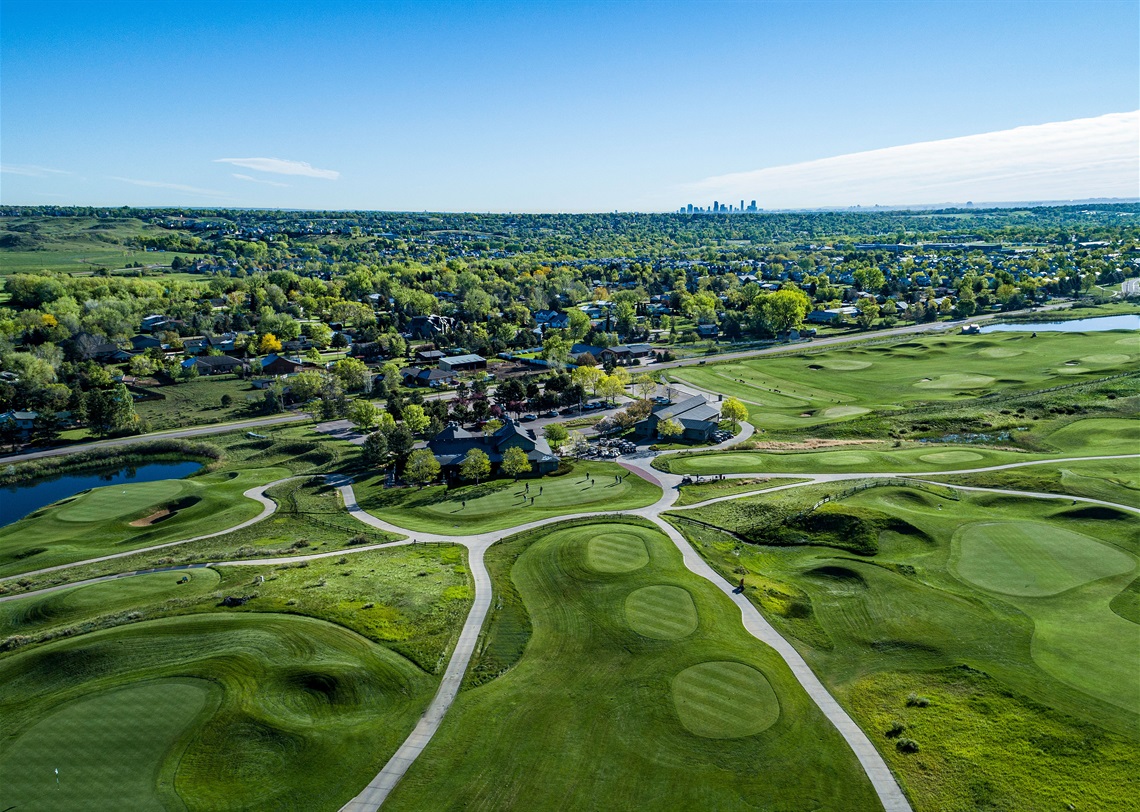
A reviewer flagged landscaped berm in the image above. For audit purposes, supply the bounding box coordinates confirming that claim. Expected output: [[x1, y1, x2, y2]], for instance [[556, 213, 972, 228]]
[[384, 519, 882, 810]]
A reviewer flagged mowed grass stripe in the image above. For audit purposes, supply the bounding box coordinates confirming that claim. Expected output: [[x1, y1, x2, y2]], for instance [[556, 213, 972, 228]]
[[672, 661, 780, 739], [625, 586, 698, 639], [587, 533, 649, 573]]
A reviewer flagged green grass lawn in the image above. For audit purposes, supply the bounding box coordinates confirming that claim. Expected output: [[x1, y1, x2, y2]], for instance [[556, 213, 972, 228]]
[[0, 541, 473, 810], [0, 467, 289, 578], [355, 460, 661, 535], [0, 613, 435, 812], [669, 485, 1140, 811], [384, 519, 882, 811], [136, 377, 266, 431], [670, 330, 1139, 430], [674, 476, 812, 506], [658, 417, 1138, 476]]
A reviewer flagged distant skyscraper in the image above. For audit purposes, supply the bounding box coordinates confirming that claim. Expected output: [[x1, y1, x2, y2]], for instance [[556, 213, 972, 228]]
[[713, 201, 719, 212], [740, 200, 744, 212]]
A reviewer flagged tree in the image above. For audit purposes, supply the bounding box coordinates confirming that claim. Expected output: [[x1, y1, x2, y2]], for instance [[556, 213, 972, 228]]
[[571, 364, 604, 395], [460, 447, 491, 484], [542, 333, 570, 369], [402, 403, 430, 434], [633, 373, 656, 401], [333, 357, 369, 391], [543, 422, 568, 449], [657, 418, 683, 440], [853, 267, 886, 293], [856, 300, 880, 329], [86, 384, 137, 435], [404, 448, 440, 487], [500, 445, 532, 479], [597, 374, 625, 404], [482, 418, 503, 437], [362, 430, 389, 466], [757, 288, 811, 335], [383, 425, 412, 460], [348, 399, 380, 431], [288, 370, 324, 402], [258, 333, 282, 354], [721, 397, 747, 431]]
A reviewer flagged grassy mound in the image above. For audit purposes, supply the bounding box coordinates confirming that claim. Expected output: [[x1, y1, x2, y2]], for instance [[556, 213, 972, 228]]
[[625, 585, 698, 639], [587, 532, 650, 573], [954, 521, 1135, 597], [0, 613, 437, 811], [672, 661, 780, 738]]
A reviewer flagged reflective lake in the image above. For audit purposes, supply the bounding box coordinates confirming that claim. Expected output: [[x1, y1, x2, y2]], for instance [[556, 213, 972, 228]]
[[0, 460, 203, 527], [979, 314, 1140, 334]]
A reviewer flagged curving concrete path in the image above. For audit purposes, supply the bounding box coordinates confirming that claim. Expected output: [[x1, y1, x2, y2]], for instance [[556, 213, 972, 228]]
[[6, 425, 1138, 812]]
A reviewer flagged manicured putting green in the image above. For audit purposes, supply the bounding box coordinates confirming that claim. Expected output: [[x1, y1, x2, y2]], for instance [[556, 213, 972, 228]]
[[672, 661, 780, 738], [587, 532, 649, 573], [0, 679, 213, 811], [919, 450, 984, 464], [819, 405, 869, 418], [1083, 354, 1130, 365], [625, 585, 698, 639], [56, 480, 185, 523], [955, 521, 1135, 597]]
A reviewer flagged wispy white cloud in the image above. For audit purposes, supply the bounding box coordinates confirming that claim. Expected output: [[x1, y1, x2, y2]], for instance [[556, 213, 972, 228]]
[[685, 111, 1140, 209], [107, 176, 224, 197], [232, 173, 290, 188], [1, 164, 73, 177], [214, 157, 339, 180]]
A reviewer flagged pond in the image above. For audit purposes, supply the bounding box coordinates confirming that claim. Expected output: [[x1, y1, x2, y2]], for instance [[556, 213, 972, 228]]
[[0, 460, 203, 527], [979, 314, 1140, 334]]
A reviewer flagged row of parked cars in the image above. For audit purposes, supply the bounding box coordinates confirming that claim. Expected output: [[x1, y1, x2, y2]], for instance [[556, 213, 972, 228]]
[[520, 402, 612, 421]]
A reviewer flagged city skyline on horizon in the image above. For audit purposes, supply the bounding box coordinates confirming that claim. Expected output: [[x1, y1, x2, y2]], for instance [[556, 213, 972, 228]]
[[2, 0, 1138, 212]]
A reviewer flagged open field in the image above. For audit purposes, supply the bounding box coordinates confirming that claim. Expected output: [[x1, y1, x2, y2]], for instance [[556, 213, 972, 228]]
[[0, 540, 472, 810], [658, 417, 1138, 475], [669, 484, 1140, 811], [135, 377, 267, 431], [670, 330, 1139, 430], [0, 466, 288, 578], [0, 215, 186, 275], [355, 460, 660, 535], [385, 519, 881, 810]]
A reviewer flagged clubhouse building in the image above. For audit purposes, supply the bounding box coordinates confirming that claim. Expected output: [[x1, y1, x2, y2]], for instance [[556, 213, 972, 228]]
[[427, 419, 560, 478]]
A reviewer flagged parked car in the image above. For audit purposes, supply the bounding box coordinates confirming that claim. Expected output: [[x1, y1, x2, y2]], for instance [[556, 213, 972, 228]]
[[542, 410, 559, 418], [521, 413, 538, 422]]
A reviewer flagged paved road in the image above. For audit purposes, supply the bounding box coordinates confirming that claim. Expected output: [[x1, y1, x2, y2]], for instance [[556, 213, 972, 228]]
[[0, 413, 311, 463], [1123, 278, 1139, 297], [0, 299, 1073, 465]]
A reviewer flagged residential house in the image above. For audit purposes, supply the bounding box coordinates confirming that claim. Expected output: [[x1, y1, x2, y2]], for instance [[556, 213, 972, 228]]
[[261, 354, 305, 376], [438, 354, 487, 373], [182, 336, 210, 355], [400, 367, 458, 387], [634, 395, 721, 442], [600, 343, 653, 366], [805, 307, 859, 325], [408, 314, 456, 340], [130, 334, 162, 351], [0, 410, 39, 437], [427, 420, 560, 477], [696, 324, 720, 339], [183, 355, 244, 376], [414, 349, 446, 365], [535, 310, 571, 330]]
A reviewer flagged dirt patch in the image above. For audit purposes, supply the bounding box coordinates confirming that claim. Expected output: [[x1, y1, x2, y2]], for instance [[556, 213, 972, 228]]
[[743, 439, 879, 451]]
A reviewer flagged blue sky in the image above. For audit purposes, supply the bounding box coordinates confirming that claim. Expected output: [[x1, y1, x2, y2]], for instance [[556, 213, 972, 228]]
[[2, 0, 1137, 211]]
